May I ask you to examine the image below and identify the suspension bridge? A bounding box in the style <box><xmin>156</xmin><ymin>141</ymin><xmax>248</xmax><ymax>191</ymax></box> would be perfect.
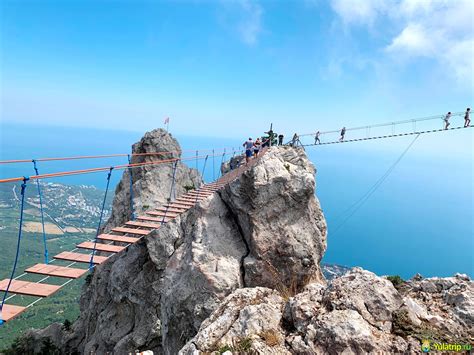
<box><xmin>0</xmin><ymin>110</ymin><xmax>471</xmax><ymax>325</ymax></box>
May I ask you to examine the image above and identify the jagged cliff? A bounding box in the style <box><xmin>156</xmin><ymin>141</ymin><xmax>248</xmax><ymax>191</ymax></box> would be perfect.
<box><xmin>15</xmin><ymin>130</ymin><xmax>473</xmax><ymax>354</ymax></box>
<box><xmin>103</xmin><ymin>128</ymin><xmax>201</xmax><ymax>231</ymax></box>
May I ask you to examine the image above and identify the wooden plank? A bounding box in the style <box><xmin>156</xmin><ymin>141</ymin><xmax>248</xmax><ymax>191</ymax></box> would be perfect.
<box><xmin>0</xmin><ymin>279</ymin><xmax>61</xmax><ymax>297</ymax></box>
<box><xmin>147</xmin><ymin>211</ymin><xmax>180</xmax><ymax>218</ymax></box>
<box><xmin>0</xmin><ymin>304</ymin><xmax>26</xmax><ymax>322</ymax></box>
<box><xmin>77</xmin><ymin>242</ymin><xmax>125</xmax><ymax>253</ymax></box>
<box><xmin>97</xmin><ymin>234</ymin><xmax>140</xmax><ymax>243</ymax></box>
<box><xmin>125</xmin><ymin>221</ymin><xmax>160</xmax><ymax>229</ymax></box>
<box><xmin>111</xmin><ymin>227</ymin><xmax>150</xmax><ymax>236</ymax></box>
<box><xmin>155</xmin><ymin>206</ymin><xmax>187</xmax><ymax>213</ymax></box>
<box><xmin>54</xmin><ymin>252</ymin><xmax>108</xmax><ymax>264</ymax></box>
<box><xmin>169</xmin><ymin>201</ymin><xmax>195</xmax><ymax>207</ymax></box>
<box><xmin>137</xmin><ymin>215</ymin><xmax>174</xmax><ymax>223</ymax></box>
<box><xmin>161</xmin><ymin>205</ymin><xmax>189</xmax><ymax>211</ymax></box>
<box><xmin>176</xmin><ymin>197</ymin><xmax>205</xmax><ymax>202</ymax></box>
<box><xmin>185</xmin><ymin>193</ymin><xmax>212</xmax><ymax>197</ymax></box>
<box><xmin>25</xmin><ymin>264</ymin><xmax>87</xmax><ymax>279</ymax></box>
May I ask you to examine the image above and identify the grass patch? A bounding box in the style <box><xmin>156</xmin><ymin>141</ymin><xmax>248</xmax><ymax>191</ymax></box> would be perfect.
<box><xmin>259</xmin><ymin>329</ymin><xmax>281</xmax><ymax>347</ymax></box>
<box><xmin>217</xmin><ymin>336</ymin><xmax>253</xmax><ymax>354</ymax></box>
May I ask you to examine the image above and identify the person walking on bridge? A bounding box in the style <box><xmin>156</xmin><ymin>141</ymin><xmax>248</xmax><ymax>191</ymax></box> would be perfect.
<box><xmin>339</xmin><ymin>127</ymin><xmax>346</xmax><ymax>142</ymax></box>
<box><xmin>444</xmin><ymin>112</ymin><xmax>451</xmax><ymax>130</ymax></box>
<box><xmin>464</xmin><ymin>108</ymin><xmax>471</xmax><ymax>127</ymax></box>
<box><xmin>243</xmin><ymin>137</ymin><xmax>254</xmax><ymax>164</ymax></box>
<box><xmin>315</xmin><ymin>131</ymin><xmax>321</xmax><ymax>144</ymax></box>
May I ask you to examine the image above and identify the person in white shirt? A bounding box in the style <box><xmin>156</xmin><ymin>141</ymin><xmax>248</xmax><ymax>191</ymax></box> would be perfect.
<box><xmin>444</xmin><ymin>112</ymin><xmax>451</xmax><ymax>130</ymax></box>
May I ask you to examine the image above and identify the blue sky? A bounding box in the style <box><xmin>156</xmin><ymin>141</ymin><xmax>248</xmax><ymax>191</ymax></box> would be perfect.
<box><xmin>1</xmin><ymin>0</ymin><xmax>472</xmax><ymax>138</ymax></box>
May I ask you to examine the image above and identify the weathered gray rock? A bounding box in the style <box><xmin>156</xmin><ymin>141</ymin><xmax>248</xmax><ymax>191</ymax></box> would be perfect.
<box><xmin>182</xmin><ymin>269</ymin><xmax>473</xmax><ymax>354</ymax></box>
<box><xmin>104</xmin><ymin>128</ymin><xmax>201</xmax><ymax>230</ymax></box>
<box><xmin>179</xmin><ymin>287</ymin><xmax>289</xmax><ymax>355</ymax></box>
<box><xmin>20</xmin><ymin>144</ymin><xmax>328</xmax><ymax>354</ymax></box>
<box><xmin>323</xmin><ymin>268</ymin><xmax>403</xmax><ymax>332</ymax></box>
<box><xmin>220</xmin><ymin>146</ymin><xmax>327</xmax><ymax>290</ymax></box>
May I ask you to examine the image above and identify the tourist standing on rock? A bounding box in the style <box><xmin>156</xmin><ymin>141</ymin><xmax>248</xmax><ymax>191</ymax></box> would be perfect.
<box><xmin>444</xmin><ymin>112</ymin><xmax>451</xmax><ymax>130</ymax></box>
<box><xmin>278</xmin><ymin>134</ymin><xmax>284</xmax><ymax>145</ymax></box>
<box><xmin>243</xmin><ymin>137</ymin><xmax>254</xmax><ymax>164</ymax></box>
<box><xmin>253</xmin><ymin>138</ymin><xmax>261</xmax><ymax>157</ymax></box>
<box><xmin>464</xmin><ymin>108</ymin><xmax>471</xmax><ymax>127</ymax></box>
<box><xmin>339</xmin><ymin>127</ymin><xmax>346</xmax><ymax>142</ymax></box>
<box><xmin>291</xmin><ymin>133</ymin><xmax>299</xmax><ymax>147</ymax></box>
<box><xmin>315</xmin><ymin>131</ymin><xmax>321</xmax><ymax>144</ymax></box>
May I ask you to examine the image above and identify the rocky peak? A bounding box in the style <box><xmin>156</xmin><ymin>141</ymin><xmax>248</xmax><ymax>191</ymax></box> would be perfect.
<box><xmin>104</xmin><ymin>128</ymin><xmax>201</xmax><ymax>230</ymax></box>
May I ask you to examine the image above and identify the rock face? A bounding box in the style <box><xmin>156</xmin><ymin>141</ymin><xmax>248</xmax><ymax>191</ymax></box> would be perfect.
<box><xmin>103</xmin><ymin>128</ymin><xmax>201</xmax><ymax>230</ymax></box>
<box><xmin>19</xmin><ymin>143</ymin><xmax>327</xmax><ymax>354</ymax></box>
<box><xmin>182</xmin><ymin>269</ymin><xmax>474</xmax><ymax>354</ymax></box>
<box><xmin>15</xmin><ymin>132</ymin><xmax>473</xmax><ymax>355</ymax></box>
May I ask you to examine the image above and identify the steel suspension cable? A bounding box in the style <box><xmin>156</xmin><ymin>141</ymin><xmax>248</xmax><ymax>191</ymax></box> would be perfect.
<box><xmin>127</xmin><ymin>155</ymin><xmax>135</xmax><ymax>221</ymax></box>
<box><xmin>195</xmin><ymin>155</ymin><xmax>209</xmax><ymax>204</ymax></box>
<box><xmin>161</xmin><ymin>160</ymin><xmax>179</xmax><ymax>225</ymax></box>
<box><xmin>332</xmin><ymin>134</ymin><xmax>421</xmax><ymax>235</ymax></box>
<box><xmin>0</xmin><ymin>177</ymin><xmax>29</xmax><ymax>325</ymax></box>
<box><xmin>89</xmin><ymin>167</ymin><xmax>114</xmax><ymax>269</ymax></box>
<box><xmin>32</xmin><ymin>160</ymin><xmax>49</xmax><ymax>264</ymax></box>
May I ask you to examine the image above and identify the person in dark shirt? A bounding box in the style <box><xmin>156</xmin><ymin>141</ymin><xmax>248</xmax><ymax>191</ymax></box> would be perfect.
<box><xmin>315</xmin><ymin>131</ymin><xmax>321</xmax><ymax>144</ymax></box>
<box><xmin>278</xmin><ymin>134</ymin><xmax>284</xmax><ymax>145</ymax></box>
<box><xmin>464</xmin><ymin>108</ymin><xmax>471</xmax><ymax>127</ymax></box>
<box><xmin>253</xmin><ymin>138</ymin><xmax>261</xmax><ymax>157</ymax></box>
<box><xmin>339</xmin><ymin>127</ymin><xmax>346</xmax><ymax>142</ymax></box>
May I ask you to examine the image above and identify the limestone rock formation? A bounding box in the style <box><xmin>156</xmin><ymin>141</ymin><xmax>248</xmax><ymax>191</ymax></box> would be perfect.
<box><xmin>103</xmin><ymin>128</ymin><xmax>201</xmax><ymax>230</ymax></box>
<box><xmin>13</xmin><ymin>132</ymin><xmax>473</xmax><ymax>355</ymax></box>
<box><xmin>182</xmin><ymin>268</ymin><xmax>474</xmax><ymax>354</ymax></box>
<box><xmin>19</xmin><ymin>143</ymin><xmax>327</xmax><ymax>354</ymax></box>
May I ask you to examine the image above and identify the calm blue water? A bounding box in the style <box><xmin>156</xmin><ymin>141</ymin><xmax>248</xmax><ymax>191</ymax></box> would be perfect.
<box><xmin>1</xmin><ymin>123</ymin><xmax>472</xmax><ymax>279</ymax></box>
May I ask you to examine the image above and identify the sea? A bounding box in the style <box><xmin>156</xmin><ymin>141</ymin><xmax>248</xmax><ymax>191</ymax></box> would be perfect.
<box><xmin>1</xmin><ymin>122</ymin><xmax>472</xmax><ymax>279</ymax></box>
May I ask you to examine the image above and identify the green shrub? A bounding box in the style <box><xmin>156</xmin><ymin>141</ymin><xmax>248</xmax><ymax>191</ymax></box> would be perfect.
<box><xmin>63</xmin><ymin>319</ymin><xmax>72</xmax><ymax>331</ymax></box>
<box><xmin>387</xmin><ymin>275</ymin><xmax>404</xmax><ymax>289</ymax></box>
<box><xmin>184</xmin><ymin>184</ymin><xmax>195</xmax><ymax>192</ymax></box>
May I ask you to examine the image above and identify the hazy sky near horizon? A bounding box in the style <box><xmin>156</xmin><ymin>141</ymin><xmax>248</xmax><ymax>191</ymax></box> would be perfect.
<box><xmin>1</xmin><ymin>0</ymin><xmax>473</xmax><ymax>139</ymax></box>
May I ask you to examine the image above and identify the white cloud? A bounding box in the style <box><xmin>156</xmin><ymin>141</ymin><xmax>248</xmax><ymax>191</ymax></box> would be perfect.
<box><xmin>219</xmin><ymin>0</ymin><xmax>263</xmax><ymax>46</ymax></box>
<box><xmin>386</xmin><ymin>23</ymin><xmax>435</xmax><ymax>56</ymax></box>
<box><xmin>237</xmin><ymin>0</ymin><xmax>263</xmax><ymax>45</ymax></box>
<box><xmin>330</xmin><ymin>0</ymin><xmax>389</xmax><ymax>26</ymax></box>
<box><xmin>330</xmin><ymin>0</ymin><xmax>474</xmax><ymax>82</ymax></box>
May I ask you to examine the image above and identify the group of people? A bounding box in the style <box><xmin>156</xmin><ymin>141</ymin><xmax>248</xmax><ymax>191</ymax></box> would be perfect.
<box><xmin>242</xmin><ymin>137</ymin><xmax>263</xmax><ymax>164</ymax></box>
<box><xmin>444</xmin><ymin>108</ymin><xmax>470</xmax><ymax>130</ymax></box>
<box><xmin>243</xmin><ymin>108</ymin><xmax>471</xmax><ymax>157</ymax></box>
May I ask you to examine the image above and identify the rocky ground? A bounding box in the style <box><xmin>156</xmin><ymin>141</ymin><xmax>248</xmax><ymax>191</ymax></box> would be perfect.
<box><xmin>10</xmin><ymin>130</ymin><xmax>473</xmax><ymax>355</ymax></box>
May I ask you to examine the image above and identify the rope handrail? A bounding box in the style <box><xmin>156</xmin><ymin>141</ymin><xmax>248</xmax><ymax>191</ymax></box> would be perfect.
<box><xmin>298</xmin><ymin>111</ymin><xmax>466</xmax><ymax>137</ymax></box>
<box><xmin>0</xmin><ymin>151</ymin><xmax>242</xmax><ymax>184</ymax></box>
<box><xmin>0</xmin><ymin>146</ymin><xmax>242</xmax><ymax>165</ymax></box>
<box><xmin>299</xmin><ymin>125</ymin><xmax>472</xmax><ymax>147</ymax></box>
